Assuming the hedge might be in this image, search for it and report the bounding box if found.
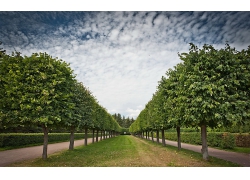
[234,133,250,147]
[164,132,237,149]
[0,133,94,148]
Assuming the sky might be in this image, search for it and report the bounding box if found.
[1,3,250,119]
[1,1,249,177]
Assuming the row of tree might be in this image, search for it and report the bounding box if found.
[0,46,122,159]
[112,113,135,128]
[129,43,250,160]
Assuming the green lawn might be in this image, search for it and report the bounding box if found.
[9,135,241,167]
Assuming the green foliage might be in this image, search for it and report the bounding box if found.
[0,133,90,148]
[130,43,250,156]
[221,133,236,149]
[0,52,76,128]
[120,128,130,135]
[0,50,122,134]
[112,113,135,128]
[180,43,249,128]
[164,132,236,149]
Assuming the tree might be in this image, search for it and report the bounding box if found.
[66,82,91,150]
[0,41,6,55]
[0,52,76,159]
[158,63,187,150]
[178,43,250,160]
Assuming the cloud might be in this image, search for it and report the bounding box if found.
[1,11,250,119]
[126,108,142,119]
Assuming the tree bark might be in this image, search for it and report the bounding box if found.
[201,125,209,160]
[84,127,88,146]
[176,126,181,150]
[69,127,75,150]
[100,131,103,140]
[92,129,95,143]
[151,131,154,142]
[96,130,99,142]
[161,129,166,146]
[156,130,159,143]
[42,125,49,159]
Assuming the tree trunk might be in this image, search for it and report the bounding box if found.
[161,129,166,146]
[151,131,154,142]
[84,127,88,146]
[42,125,49,159]
[156,130,159,143]
[100,131,103,140]
[69,127,75,150]
[201,125,209,160]
[176,126,181,150]
[96,130,99,142]
[92,129,95,143]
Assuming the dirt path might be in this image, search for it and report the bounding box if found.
[0,136,107,167]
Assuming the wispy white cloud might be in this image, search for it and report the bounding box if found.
[1,11,250,119]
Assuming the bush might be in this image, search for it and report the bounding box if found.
[220,133,236,149]
[164,132,202,145]
[164,132,236,149]
[234,133,250,147]
[0,133,91,148]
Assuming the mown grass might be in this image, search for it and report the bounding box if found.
[9,135,241,167]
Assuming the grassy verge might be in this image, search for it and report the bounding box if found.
[9,135,241,167]
[214,146,250,154]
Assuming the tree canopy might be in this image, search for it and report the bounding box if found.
[129,43,250,160]
[0,49,122,158]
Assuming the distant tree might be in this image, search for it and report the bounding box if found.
[0,41,6,55]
